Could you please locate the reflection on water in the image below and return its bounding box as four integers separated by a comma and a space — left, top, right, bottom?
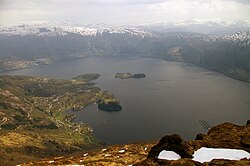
3, 56, 250, 145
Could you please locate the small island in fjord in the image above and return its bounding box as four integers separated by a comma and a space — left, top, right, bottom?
72, 73, 100, 82
97, 92, 122, 111
115, 73, 146, 79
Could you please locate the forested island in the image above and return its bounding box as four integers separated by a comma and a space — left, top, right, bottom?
115, 73, 146, 79
97, 92, 122, 111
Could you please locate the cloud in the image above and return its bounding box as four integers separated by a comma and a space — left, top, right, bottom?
231, 0, 250, 4
146, 0, 250, 24
80, 0, 167, 5
0, 0, 250, 25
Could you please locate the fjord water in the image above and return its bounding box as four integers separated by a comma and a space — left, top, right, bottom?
3, 56, 250, 145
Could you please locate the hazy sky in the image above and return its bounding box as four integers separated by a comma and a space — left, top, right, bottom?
0, 0, 250, 25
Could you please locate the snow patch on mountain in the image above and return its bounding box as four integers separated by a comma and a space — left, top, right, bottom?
175, 30, 250, 47
158, 148, 250, 163
0, 24, 154, 38
0, 23, 249, 46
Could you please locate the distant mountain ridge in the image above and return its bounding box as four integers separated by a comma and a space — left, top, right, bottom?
1, 23, 249, 46
173, 30, 250, 47
0, 24, 154, 38
1, 23, 250, 45
141, 20, 250, 34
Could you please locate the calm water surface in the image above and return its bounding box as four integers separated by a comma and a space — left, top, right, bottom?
3, 56, 250, 145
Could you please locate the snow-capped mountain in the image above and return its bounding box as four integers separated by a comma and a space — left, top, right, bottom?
141, 20, 250, 34
0, 23, 154, 38
173, 30, 250, 47
1, 23, 249, 46
221, 30, 250, 46
1, 23, 249, 47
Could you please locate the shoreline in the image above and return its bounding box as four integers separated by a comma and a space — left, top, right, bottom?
1, 55, 250, 84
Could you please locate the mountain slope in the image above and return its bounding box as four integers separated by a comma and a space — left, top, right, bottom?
0, 75, 102, 165
159, 31, 250, 82
20, 121, 250, 166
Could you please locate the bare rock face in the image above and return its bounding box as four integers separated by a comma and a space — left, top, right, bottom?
188, 122, 250, 153
195, 134, 206, 140
147, 134, 193, 159
241, 135, 250, 148
241, 120, 250, 148
208, 159, 250, 166
137, 121, 250, 166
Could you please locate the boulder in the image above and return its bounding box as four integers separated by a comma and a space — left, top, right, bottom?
195, 134, 206, 140
246, 120, 250, 126
241, 135, 250, 148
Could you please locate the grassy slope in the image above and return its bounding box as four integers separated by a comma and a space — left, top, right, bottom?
0, 74, 101, 165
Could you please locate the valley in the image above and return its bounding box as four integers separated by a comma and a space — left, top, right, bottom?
0, 24, 250, 82
0, 24, 250, 165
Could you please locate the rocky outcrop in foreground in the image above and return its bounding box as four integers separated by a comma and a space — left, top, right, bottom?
137, 121, 250, 166
21, 121, 250, 166
147, 134, 193, 159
